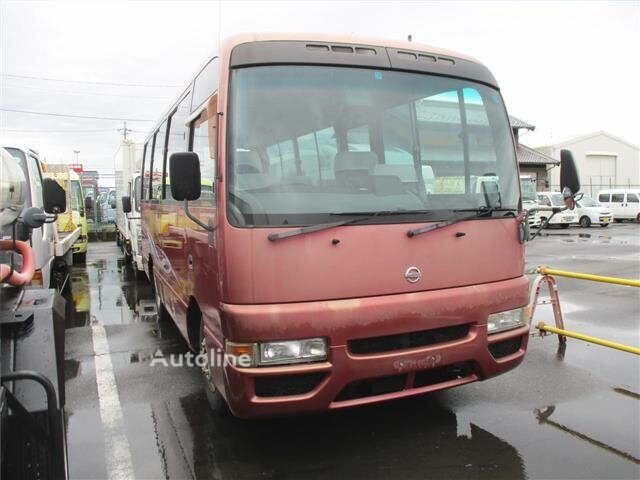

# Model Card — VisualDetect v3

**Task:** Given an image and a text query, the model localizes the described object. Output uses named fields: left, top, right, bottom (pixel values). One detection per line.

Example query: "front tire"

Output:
left=199, top=323, right=228, bottom=416
left=579, top=216, right=591, bottom=228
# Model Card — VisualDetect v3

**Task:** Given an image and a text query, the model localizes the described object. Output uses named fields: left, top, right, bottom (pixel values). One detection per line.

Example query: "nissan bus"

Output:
left=140, top=34, right=578, bottom=418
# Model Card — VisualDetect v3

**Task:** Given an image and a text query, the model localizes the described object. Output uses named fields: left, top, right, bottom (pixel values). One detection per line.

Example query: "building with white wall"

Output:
left=538, top=132, right=639, bottom=197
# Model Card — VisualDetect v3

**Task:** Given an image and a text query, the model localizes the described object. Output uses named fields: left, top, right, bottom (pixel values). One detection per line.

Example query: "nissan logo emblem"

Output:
left=405, top=266, right=422, bottom=283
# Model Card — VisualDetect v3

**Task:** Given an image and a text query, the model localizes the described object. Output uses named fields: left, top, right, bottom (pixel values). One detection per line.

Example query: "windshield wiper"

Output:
left=406, top=207, right=517, bottom=238
left=268, top=210, right=433, bottom=241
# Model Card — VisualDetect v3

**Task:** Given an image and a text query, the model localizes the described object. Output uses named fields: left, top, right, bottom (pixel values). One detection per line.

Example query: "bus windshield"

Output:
left=228, top=66, right=518, bottom=227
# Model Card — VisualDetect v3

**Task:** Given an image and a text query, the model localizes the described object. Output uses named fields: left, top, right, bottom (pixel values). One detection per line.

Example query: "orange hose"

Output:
left=0, top=240, right=35, bottom=286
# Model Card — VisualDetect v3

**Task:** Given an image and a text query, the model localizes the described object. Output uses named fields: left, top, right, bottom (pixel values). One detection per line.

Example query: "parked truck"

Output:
left=2, top=146, right=79, bottom=289
left=1, top=147, right=69, bottom=479
left=42, top=164, right=89, bottom=263
left=114, top=140, right=144, bottom=273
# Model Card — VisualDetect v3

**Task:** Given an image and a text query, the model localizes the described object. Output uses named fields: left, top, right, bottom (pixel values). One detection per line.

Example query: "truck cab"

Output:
left=2, top=146, right=56, bottom=288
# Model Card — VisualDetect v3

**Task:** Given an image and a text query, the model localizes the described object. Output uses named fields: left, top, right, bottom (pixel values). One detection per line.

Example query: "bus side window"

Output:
left=190, top=94, right=217, bottom=203
left=143, top=140, right=153, bottom=200
left=166, top=91, right=192, bottom=199
left=151, top=120, right=168, bottom=200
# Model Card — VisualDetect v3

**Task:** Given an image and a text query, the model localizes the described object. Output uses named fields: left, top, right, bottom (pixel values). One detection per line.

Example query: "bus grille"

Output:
left=254, top=373, right=325, bottom=397
left=348, top=324, right=470, bottom=355
left=488, top=336, right=523, bottom=359
left=335, top=361, right=475, bottom=402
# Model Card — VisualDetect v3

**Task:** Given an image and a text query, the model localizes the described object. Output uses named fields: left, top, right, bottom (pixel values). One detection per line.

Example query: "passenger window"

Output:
left=382, top=103, right=414, bottom=165
left=627, top=193, right=639, bottom=203
left=416, top=90, right=465, bottom=193
left=598, top=193, right=609, bottom=203
left=142, top=140, right=153, bottom=200
left=266, top=140, right=296, bottom=178
left=611, top=194, right=624, bottom=203
left=316, top=128, right=337, bottom=180
left=151, top=120, right=168, bottom=200
left=190, top=99, right=217, bottom=203
left=347, top=125, right=371, bottom=152
left=166, top=92, right=192, bottom=198
left=297, top=133, right=320, bottom=180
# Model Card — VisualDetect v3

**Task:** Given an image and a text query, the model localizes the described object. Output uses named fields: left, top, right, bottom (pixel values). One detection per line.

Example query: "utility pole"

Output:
left=73, top=149, right=80, bottom=163
left=118, top=121, right=132, bottom=141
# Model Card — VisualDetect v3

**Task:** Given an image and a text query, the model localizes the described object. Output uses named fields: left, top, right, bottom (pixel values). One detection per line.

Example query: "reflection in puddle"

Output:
left=150, top=392, right=526, bottom=479
left=535, top=406, right=640, bottom=464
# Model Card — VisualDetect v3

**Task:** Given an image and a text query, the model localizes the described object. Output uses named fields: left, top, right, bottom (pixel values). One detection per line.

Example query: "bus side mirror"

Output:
left=43, top=178, right=66, bottom=214
left=560, top=149, right=580, bottom=209
left=122, top=196, right=132, bottom=214
left=85, top=196, right=93, bottom=211
left=169, top=152, right=201, bottom=201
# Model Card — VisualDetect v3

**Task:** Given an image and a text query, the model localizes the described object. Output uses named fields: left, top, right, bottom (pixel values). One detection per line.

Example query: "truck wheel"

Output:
left=579, top=216, right=591, bottom=228
left=199, top=323, right=229, bottom=416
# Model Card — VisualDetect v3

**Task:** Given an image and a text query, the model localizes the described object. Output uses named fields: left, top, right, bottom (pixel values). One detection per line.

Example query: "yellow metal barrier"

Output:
left=536, top=322, right=640, bottom=355
left=537, top=266, right=640, bottom=288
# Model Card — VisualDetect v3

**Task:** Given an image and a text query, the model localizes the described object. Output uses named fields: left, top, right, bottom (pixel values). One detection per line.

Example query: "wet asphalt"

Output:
left=63, top=224, right=640, bottom=480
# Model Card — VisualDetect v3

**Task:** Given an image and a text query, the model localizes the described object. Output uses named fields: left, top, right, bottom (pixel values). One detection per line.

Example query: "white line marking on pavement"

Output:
left=92, top=325, right=135, bottom=480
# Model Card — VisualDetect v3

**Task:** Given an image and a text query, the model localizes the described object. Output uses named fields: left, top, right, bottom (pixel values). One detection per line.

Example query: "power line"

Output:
left=2, top=128, right=143, bottom=133
left=1, top=82, right=170, bottom=100
left=1, top=108, right=154, bottom=122
left=2, top=73, right=181, bottom=88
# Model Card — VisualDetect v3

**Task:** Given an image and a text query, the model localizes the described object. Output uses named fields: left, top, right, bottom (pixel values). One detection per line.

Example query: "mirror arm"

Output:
left=183, top=199, right=214, bottom=232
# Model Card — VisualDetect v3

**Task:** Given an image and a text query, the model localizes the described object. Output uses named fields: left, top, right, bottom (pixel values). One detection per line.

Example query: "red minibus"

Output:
left=140, top=34, right=546, bottom=418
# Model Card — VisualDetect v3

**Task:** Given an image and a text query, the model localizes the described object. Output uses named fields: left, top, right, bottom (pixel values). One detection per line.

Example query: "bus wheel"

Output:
left=199, top=323, right=228, bottom=416
left=579, top=216, right=591, bottom=228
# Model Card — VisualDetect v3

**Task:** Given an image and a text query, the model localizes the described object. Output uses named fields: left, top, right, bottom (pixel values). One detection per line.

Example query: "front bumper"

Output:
left=216, top=276, right=530, bottom=418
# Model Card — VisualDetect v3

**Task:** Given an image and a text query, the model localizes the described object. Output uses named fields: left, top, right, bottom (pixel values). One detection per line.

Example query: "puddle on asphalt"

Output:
left=65, top=253, right=156, bottom=329
left=538, top=231, right=631, bottom=245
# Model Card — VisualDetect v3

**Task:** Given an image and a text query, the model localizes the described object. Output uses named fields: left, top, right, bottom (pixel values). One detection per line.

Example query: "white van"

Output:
left=536, top=192, right=578, bottom=228
left=575, top=195, right=612, bottom=227
left=597, top=189, right=640, bottom=222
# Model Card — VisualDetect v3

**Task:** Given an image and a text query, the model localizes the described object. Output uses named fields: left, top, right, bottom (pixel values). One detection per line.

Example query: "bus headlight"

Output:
left=226, top=338, right=328, bottom=367
left=259, top=338, right=327, bottom=366
left=487, top=307, right=526, bottom=334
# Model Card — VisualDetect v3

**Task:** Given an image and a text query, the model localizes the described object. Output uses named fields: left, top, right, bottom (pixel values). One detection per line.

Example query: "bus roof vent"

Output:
left=306, top=44, right=329, bottom=52
left=397, top=51, right=417, bottom=60
left=331, top=45, right=354, bottom=54
left=355, top=47, right=377, bottom=55
left=418, top=54, right=436, bottom=63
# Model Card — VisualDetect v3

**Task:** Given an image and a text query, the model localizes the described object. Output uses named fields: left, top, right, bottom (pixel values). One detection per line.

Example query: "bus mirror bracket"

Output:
left=183, top=199, right=214, bottom=234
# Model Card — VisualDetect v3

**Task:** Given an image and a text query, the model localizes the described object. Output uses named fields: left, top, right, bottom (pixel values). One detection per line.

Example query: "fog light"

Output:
left=487, top=307, right=526, bottom=334
left=259, top=338, right=327, bottom=366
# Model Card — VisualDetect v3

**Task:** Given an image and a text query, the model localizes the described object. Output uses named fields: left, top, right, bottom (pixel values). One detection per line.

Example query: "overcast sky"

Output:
left=1, top=0, right=638, bottom=185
